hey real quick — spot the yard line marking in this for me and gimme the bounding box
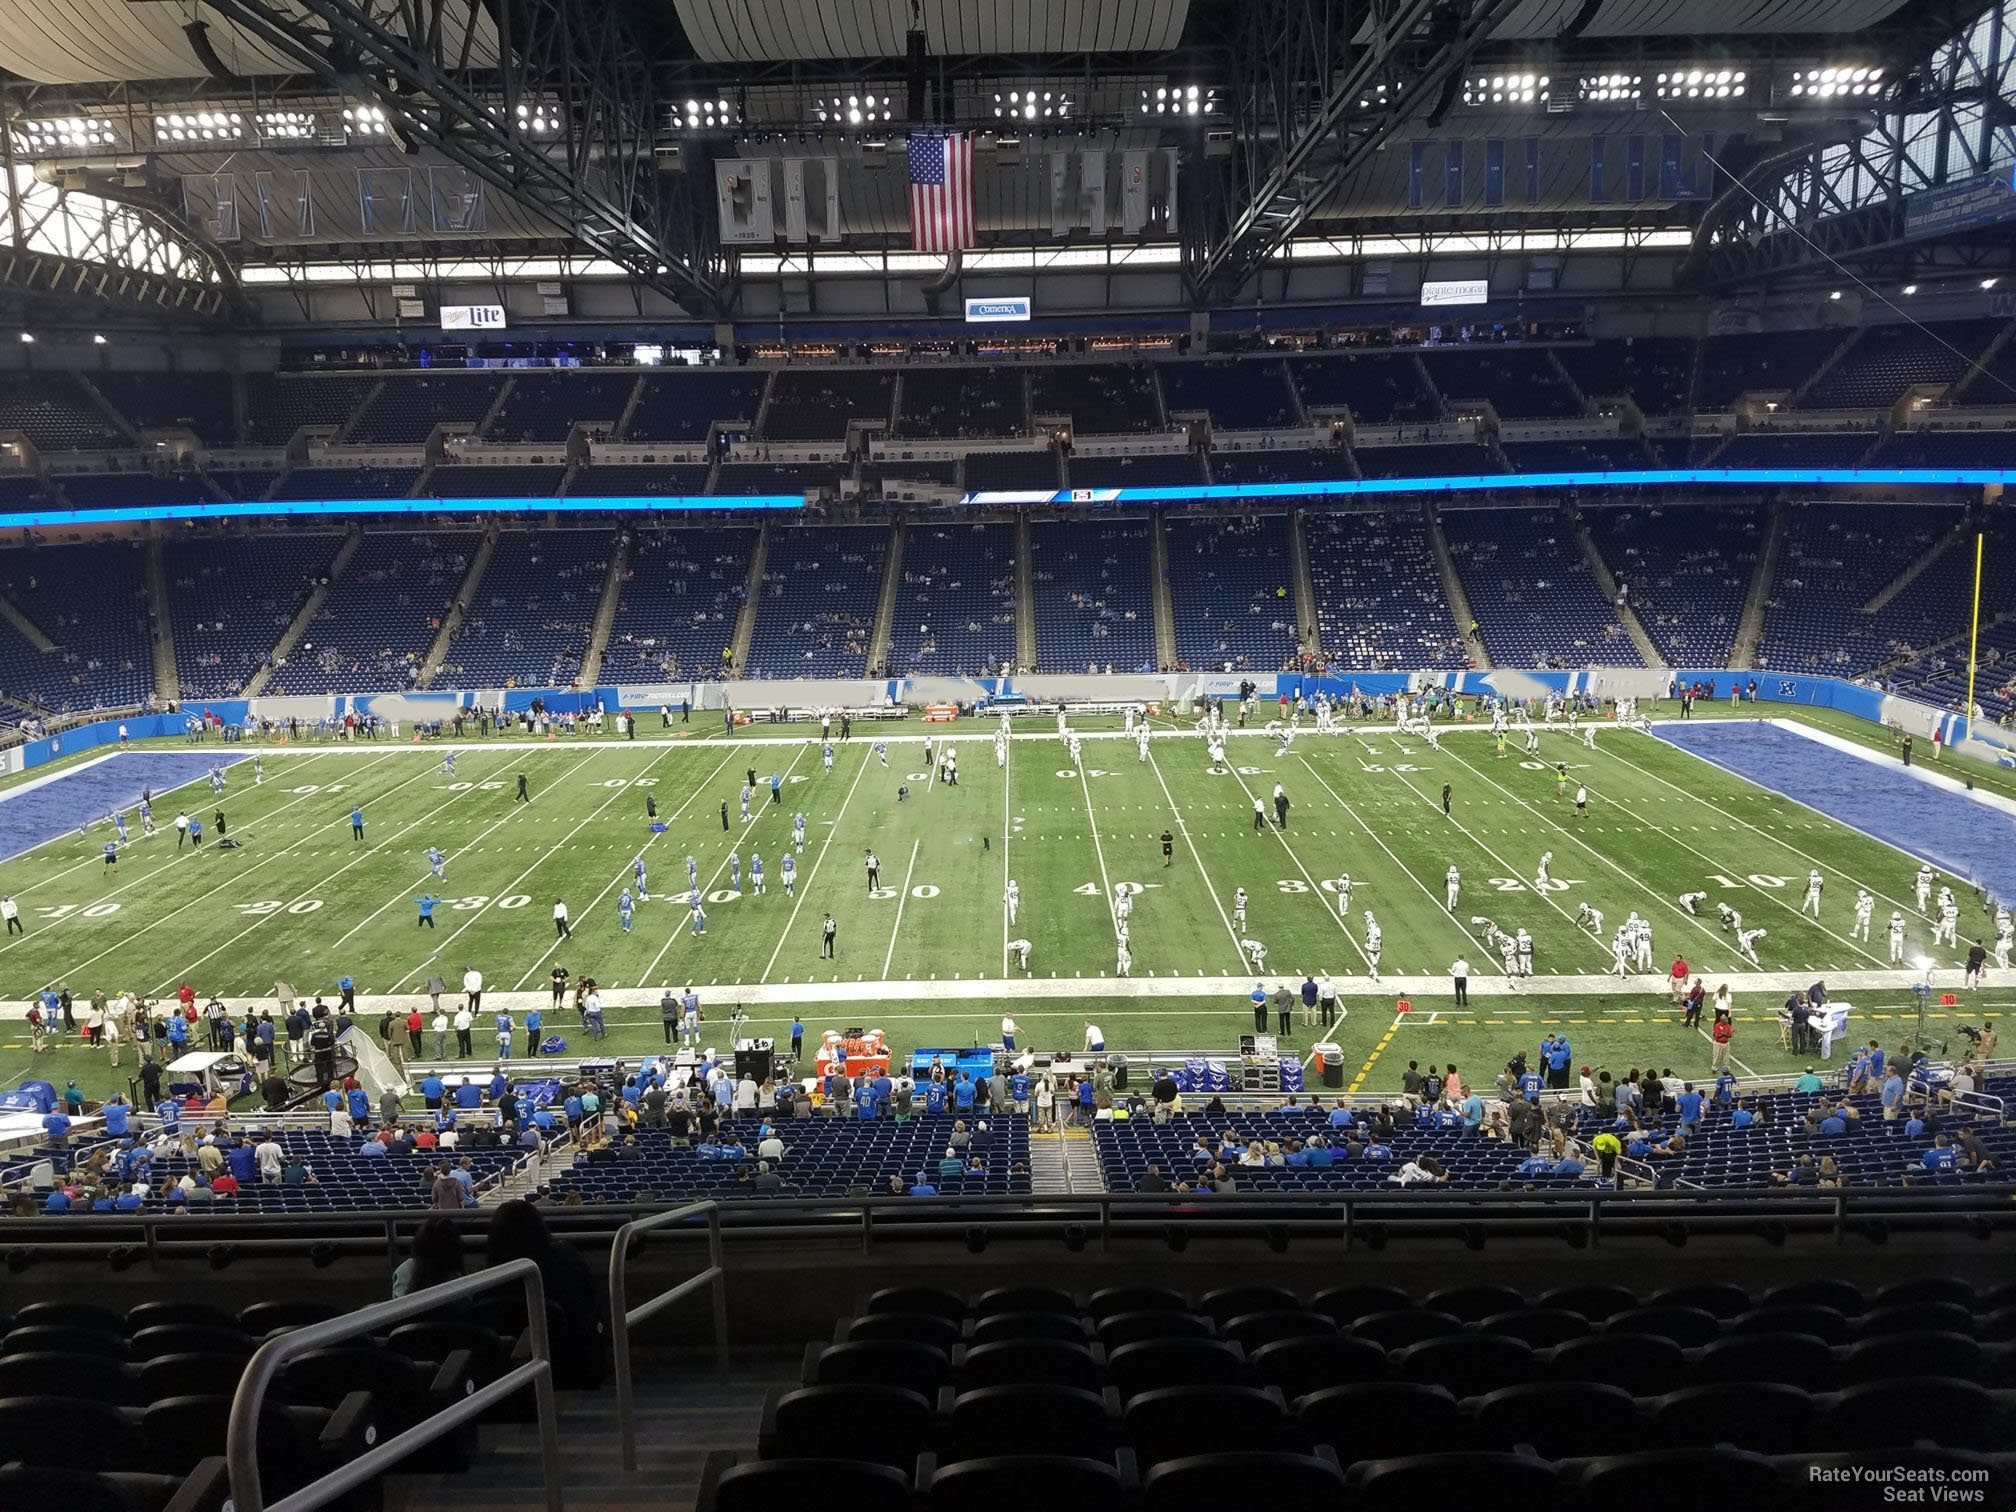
[1293,752,1511,978]
[1598,733,1930,969]
[0,751,363,961]
[584,745,807,990]
[1141,748,1245,970]
[1434,736,1803,985]
[327,748,610,956]
[0,750,340,902]
[1216,756,1372,975]
[759,746,873,982]
[1340,737,1617,977]
[395,745,729,993]
[1349,1010,1407,1093]
[1074,760,1119,945]
[1001,733,1012,975]
[142,755,522,996]
[880,838,921,980]
[20,751,419,989]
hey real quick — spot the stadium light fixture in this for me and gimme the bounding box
[13,116,122,155]
[92,333,107,345]
[1139,85,1218,117]
[154,110,246,145]
[1461,74,1550,106]
[1578,74,1643,103]
[343,103,391,139]
[1829,289,1843,299]
[1902,283,1918,294]
[255,109,317,141]
[1787,66,1883,98]
[993,90,1070,121]
[1354,81,1399,109]
[815,95,893,126]
[1983,277,2000,289]
[679,98,738,130]
[513,102,564,135]
[1654,69,1746,100]
[16,333,31,344]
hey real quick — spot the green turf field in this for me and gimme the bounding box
[3,704,2009,1102]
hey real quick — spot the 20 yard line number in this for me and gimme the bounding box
[233,894,531,916]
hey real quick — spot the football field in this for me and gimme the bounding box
[2,708,2010,1102]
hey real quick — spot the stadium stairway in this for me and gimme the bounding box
[240,526,364,697]
[0,580,57,653]
[1573,514,1659,667]
[1547,350,1592,415]
[1862,514,1970,613]
[1027,1131,1073,1195]
[576,533,632,687]
[866,522,905,678]
[1785,328,1862,408]
[1288,512,1320,660]
[1014,517,1036,671]
[420,523,499,686]
[728,526,769,677]
[1729,503,1785,671]
[1424,505,1491,670]
[1149,516,1178,673]
[144,536,179,702]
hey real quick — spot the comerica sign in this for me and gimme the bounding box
[964,296,1033,321]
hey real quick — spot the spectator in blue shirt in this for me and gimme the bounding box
[1921,1136,1958,1172]
[1516,1154,1553,1177]
[952,1075,977,1112]
[455,1081,482,1110]
[1328,1102,1354,1129]
[102,1098,130,1137]
[1881,1071,1906,1120]
[419,1074,444,1108]
[346,1085,370,1122]
[1307,1143,1336,1168]
[357,1137,388,1157]
[908,1175,939,1197]
[226,1139,259,1184]
[42,1110,72,1145]
[1731,1101,1755,1129]
[1903,1112,1927,1137]
[1675,1084,1705,1131]
[1460,1091,1484,1130]
[1552,1154,1586,1177]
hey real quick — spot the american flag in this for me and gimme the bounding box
[907,132,975,252]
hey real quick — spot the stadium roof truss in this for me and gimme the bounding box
[0,155,242,322]
[1686,0,2016,287]
[181,0,733,316]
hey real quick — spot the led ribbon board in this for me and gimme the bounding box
[960,468,2016,505]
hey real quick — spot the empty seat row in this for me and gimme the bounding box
[704,1431,2011,1512]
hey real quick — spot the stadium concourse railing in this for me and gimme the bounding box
[608,1199,728,1470]
[225,1255,564,1512]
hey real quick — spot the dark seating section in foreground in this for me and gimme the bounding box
[0,1294,527,1512]
[701,1277,2016,1512]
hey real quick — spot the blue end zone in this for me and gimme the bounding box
[1653,722,2016,905]
[0,753,248,862]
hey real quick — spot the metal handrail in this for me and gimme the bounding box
[608,1199,727,1472]
[225,1256,564,1512]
